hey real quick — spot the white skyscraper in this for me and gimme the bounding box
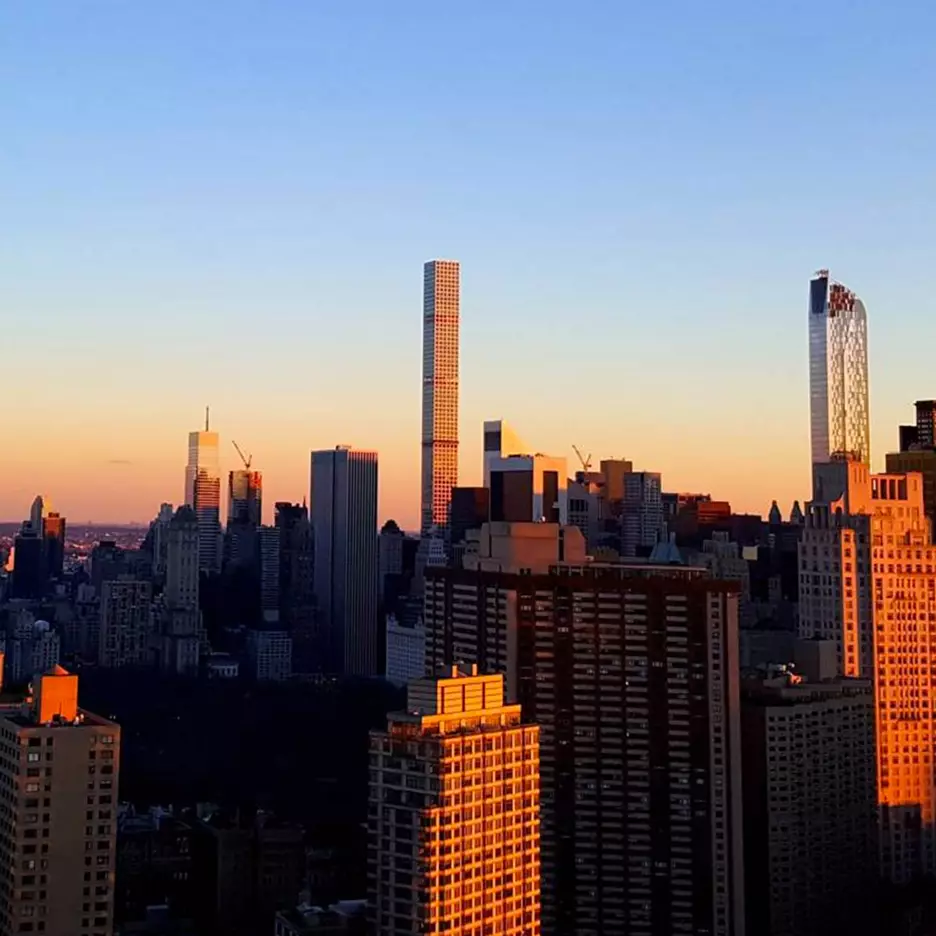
[808,270,870,466]
[421,259,460,536]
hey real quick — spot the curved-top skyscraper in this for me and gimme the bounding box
[808,269,870,466]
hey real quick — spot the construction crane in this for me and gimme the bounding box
[232,440,253,471]
[572,445,592,474]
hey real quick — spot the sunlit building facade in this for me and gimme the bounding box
[184,419,221,573]
[800,458,936,882]
[227,469,262,528]
[368,667,540,935]
[421,259,460,535]
[808,270,870,466]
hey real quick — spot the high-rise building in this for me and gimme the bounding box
[160,506,201,675]
[367,667,540,936]
[621,470,664,557]
[420,259,460,536]
[275,503,315,672]
[800,458,936,883]
[808,270,870,466]
[384,615,425,687]
[99,579,153,668]
[258,525,281,623]
[228,469,262,528]
[11,526,44,599]
[449,486,490,561]
[741,652,877,936]
[0,666,120,936]
[184,413,221,573]
[488,454,568,524]
[310,447,379,675]
[425,524,745,936]
[246,629,292,681]
[482,419,527,487]
[41,512,66,580]
[888,400,936,536]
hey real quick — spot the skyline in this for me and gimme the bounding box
[5,2,936,526]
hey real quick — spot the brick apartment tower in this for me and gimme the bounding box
[0,666,120,936]
[368,667,540,935]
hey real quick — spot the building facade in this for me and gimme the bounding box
[0,667,120,936]
[425,525,745,936]
[421,259,460,536]
[488,454,568,525]
[808,270,870,466]
[310,447,379,676]
[184,420,221,573]
[368,667,540,935]
[621,470,665,557]
[228,469,263,528]
[482,420,527,487]
[99,579,153,668]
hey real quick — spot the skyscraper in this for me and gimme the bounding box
[99,579,153,668]
[483,419,526,486]
[425,523,746,936]
[421,259,460,535]
[808,270,870,466]
[621,470,665,557]
[368,667,541,935]
[0,666,120,936]
[42,512,66,580]
[310,447,379,675]
[184,411,221,573]
[160,506,201,675]
[227,469,262,528]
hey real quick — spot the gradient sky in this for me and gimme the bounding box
[4,2,936,529]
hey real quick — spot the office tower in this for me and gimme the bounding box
[310,447,379,675]
[41,512,66,579]
[258,525,281,623]
[741,651,877,936]
[274,503,315,672]
[367,667,540,936]
[11,526,44,599]
[448,486,490,556]
[915,399,936,447]
[0,667,120,936]
[482,419,527,486]
[160,506,201,675]
[99,579,153,668]
[425,524,745,936]
[808,270,870,466]
[3,615,62,685]
[378,520,405,602]
[621,470,664,557]
[598,458,633,511]
[148,503,175,579]
[488,454,568,524]
[420,259,460,536]
[228,469,262,528]
[246,629,292,681]
[384,615,426,686]
[184,413,221,573]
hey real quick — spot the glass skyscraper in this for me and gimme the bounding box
[184,418,221,573]
[808,269,870,466]
[421,259,460,536]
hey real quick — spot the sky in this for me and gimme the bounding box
[3,1,936,529]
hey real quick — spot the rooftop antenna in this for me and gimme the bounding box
[205,406,210,432]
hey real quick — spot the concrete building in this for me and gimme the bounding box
[808,270,870,466]
[258,525,281,624]
[0,667,120,936]
[41,512,66,580]
[741,650,876,936]
[184,413,221,573]
[449,486,489,557]
[800,457,936,882]
[227,469,262,528]
[99,579,153,668]
[2,614,62,685]
[246,629,292,682]
[368,668,540,936]
[488,453,568,524]
[887,399,936,535]
[621,470,664,557]
[310,447,379,676]
[425,524,745,936]
[421,259,460,536]
[482,419,527,487]
[384,615,425,687]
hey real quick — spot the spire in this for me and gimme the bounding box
[205,406,210,432]
[768,500,782,525]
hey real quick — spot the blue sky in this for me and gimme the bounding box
[3,1,935,524]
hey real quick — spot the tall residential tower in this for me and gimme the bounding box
[808,270,870,466]
[421,260,460,535]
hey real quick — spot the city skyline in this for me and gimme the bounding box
[6,3,936,527]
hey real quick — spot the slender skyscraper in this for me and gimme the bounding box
[421,259,460,535]
[227,469,262,528]
[184,409,221,572]
[808,270,870,466]
[310,447,379,676]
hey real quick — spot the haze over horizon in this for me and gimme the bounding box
[5,1,936,527]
